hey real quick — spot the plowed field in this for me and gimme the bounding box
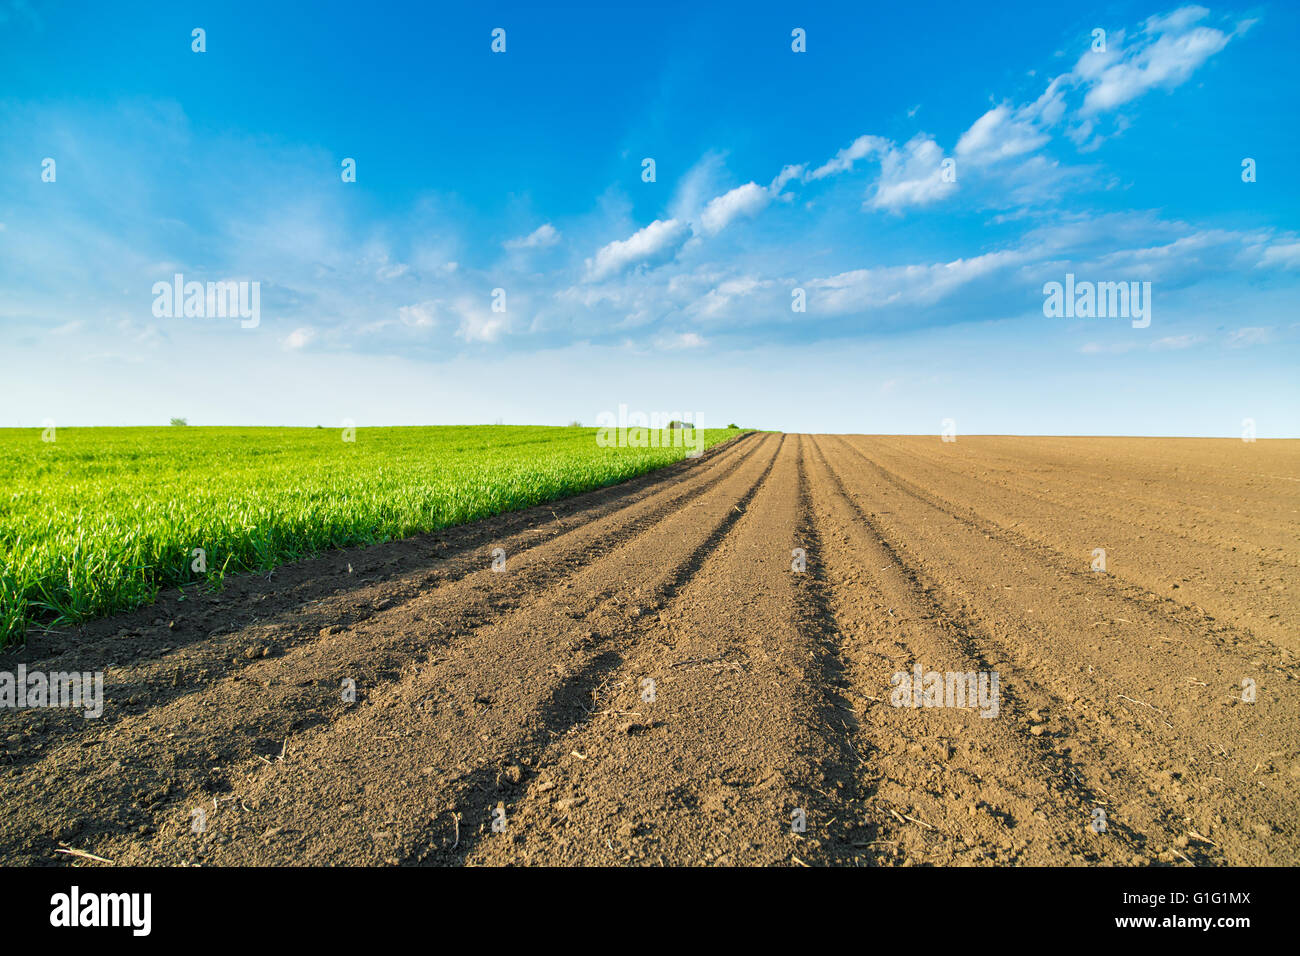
[3,434,1297,866]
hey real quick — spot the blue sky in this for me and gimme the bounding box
[1,0,1297,434]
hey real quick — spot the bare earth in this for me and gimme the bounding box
[2,434,1297,866]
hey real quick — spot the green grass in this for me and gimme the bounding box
[0,424,745,647]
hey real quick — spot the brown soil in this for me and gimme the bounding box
[2,433,1297,866]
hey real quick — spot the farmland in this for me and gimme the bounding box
[0,425,741,646]
[0,433,1296,866]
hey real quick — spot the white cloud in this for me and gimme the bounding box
[669,152,729,223]
[585,218,690,281]
[769,164,805,195]
[1085,228,1260,280]
[809,135,889,180]
[397,302,437,328]
[1076,6,1235,117]
[868,135,954,212]
[1258,241,1300,270]
[452,297,509,344]
[2,13,1278,378]
[283,327,315,350]
[956,80,1066,166]
[504,223,560,251]
[838,7,1246,201]
[958,106,1037,162]
[812,77,1070,214]
[809,250,1024,314]
[1147,5,1213,34]
[689,275,773,319]
[699,183,770,235]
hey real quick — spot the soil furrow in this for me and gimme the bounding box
[3,432,1296,867]
[465,434,852,865]
[0,434,766,864]
[830,435,1299,864]
[61,434,783,865]
[807,435,1169,864]
[853,437,1298,646]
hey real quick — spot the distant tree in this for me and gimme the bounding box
[170,417,188,426]
[568,420,582,427]
[727,423,739,429]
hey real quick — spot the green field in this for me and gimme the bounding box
[0,424,744,647]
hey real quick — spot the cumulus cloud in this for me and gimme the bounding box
[9,5,1274,375]
[585,218,690,281]
[610,8,1240,235]
[1076,6,1236,117]
[868,136,954,212]
[669,152,729,223]
[956,80,1066,166]
[698,182,770,235]
[689,275,773,319]
[504,223,560,251]
[802,7,1244,210]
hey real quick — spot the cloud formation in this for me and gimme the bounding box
[504,223,560,251]
[584,218,691,281]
